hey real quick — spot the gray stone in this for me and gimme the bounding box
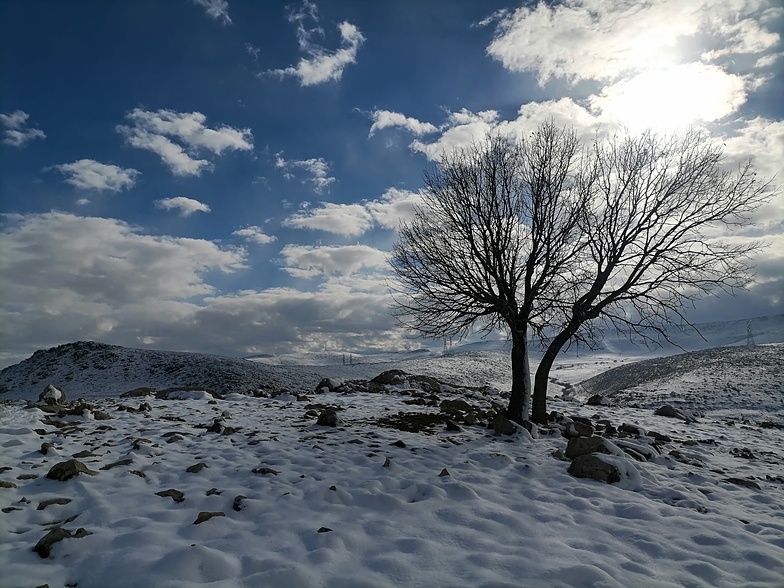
[186,462,208,474]
[586,394,606,406]
[565,436,613,460]
[493,414,518,436]
[193,511,225,524]
[38,384,66,405]
[564,420,594,438]
[655,405,697,423]
[45,459,98,481]
[155,489,185,503]
[568,454,621,484]
[33,527,72,558]
[316,408,340,427]
[233,495,247,512]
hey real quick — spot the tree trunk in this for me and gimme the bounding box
[531,328,574,424]
[505,327,531,424]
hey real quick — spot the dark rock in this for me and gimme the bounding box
[564,420,594,438]
[186,462,208,474]
[206,488,222,496]
[37,498,72,510]
[724,477,761,490]
[565,436,614,460]
[493,414,518,436]
[0,480,18,489]
[40,442,56,455]
[438,468,450,477]
[370,370,408,385]
[232,495,247,512]
[315,378,343,393]
[72,450,96,458]
[129,470,146,478]
[155,489,185,503]
[383,457,391,468]
[618,423,646,436]
[317,527,332,533]
[440,399,473,414]
[586,394,606,406]
[568,454,621,484]
[252,467,278,475]
[45,459,98,481]
[100,458,133,471]
[391,440,406,448]
[654,405,697,423]
[193,511,225,524]
[33,527,72,558]
[92,410,112,420]
[730,447,756,459]
[645,430,672,443]
[38,384,66,405]
[445,419,462,432]
[316,408,340,427]
[17,473,38,480]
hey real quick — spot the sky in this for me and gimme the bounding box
[1,0,783,368]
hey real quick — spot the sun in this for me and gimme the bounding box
[590,63,747,133]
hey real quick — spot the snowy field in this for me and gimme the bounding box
[1,342,783,587]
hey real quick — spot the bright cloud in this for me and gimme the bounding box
[281,244,387,277]
[232,225,277,245]
[368,110,439,137]
[154,197,211,217]
[0,110,46,147]
[275,155,336,193]
[51,159,140,192]
[365,188,423,229]
[192,0,231,25]
[283,202,373,236]
[117,108,253,176]
[268,1,365,86]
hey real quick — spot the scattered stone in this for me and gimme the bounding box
[40,442,56,455]
[645,430,671,443]
[156,489,185,502]
[552,449,567,461]
[568,454,622,484]
[383,457,391,468]
[129,470,146,478]
[493,414,518,436]
[564,420,594,438]
[206,488,222,496]
[166,435,185,444]
[347,439,364,445]
[233,495,247,512]
[0,480,18,489]
[252,467,278,475]
[186,462,208,474]
[730,447,756,460]
[2,507,22,513]
[17,473,38,480]
[37,498,72,511]
[317,527,332,533]
[33,527,72,558]
[565,436,615,460]
[724,477,761,490]
[586,394,607,406]
[391,440,406,448]
[45,460,98,481]
[100,458,133,471]
[315,378,343,393]
[193,511,225,524]
[438,468,450,477]
[440,399,474,414]
[654,405,697,423]
[38,384,66,405]
[72,450,96,458]
[316,408,340,427]
[445,419,462,432]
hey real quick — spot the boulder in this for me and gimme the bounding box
[654,405,698,423]
[564,420,594,438]
[565,436,614,460]
[38,385,65,405]
[193,511,225,525]
[45,459,98,481]
[568,454,621,484]
[316,408,341,427]
[370,370,408,385]
[315,378,344,393]
[492,414,518,436]
[586,394,607,406]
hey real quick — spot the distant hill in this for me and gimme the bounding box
[0,341,321,400]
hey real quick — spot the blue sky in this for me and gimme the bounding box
[1,0,782,367]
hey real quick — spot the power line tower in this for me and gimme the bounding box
[747,321,755,346]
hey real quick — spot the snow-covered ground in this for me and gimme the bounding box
[1,341,783,587]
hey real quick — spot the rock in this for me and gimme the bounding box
[645,430,672,443]
[0,480,18,489]
[186,462,208,474]
[33,527,72,558]
[193,511,225,525]
[383,457,391,468]
[40,442,56,455]
[618,423,646,436]
[38,384,66,405]
[233,495,247,512]
[391,440,406,448]
[565,436,614,460]
[438,468,450,477]
[317,527,332,533]
[445,419,462,432]
[370,370,408,385]
[252,467,278,475]
[730,447,756,460]
[724,477,761,490]
[440,399,474,414]
[568,454,621,484]
[552,449,567,461]
[45,459,98,481]
[564,420,594,438]
[654,405,697,423]
[37,498,72,510]
[316,408,340,427]
[586,394,606,406]
[155,489,185,503]
[100,458,133,471]
[493,414,518,436]
[314,378,343,393]
[72,450,96,458]
[206,488,222,496]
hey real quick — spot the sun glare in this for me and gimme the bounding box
[591,63,747,133]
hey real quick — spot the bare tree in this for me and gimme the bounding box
[530,129,773,423]
[389,124,584,422]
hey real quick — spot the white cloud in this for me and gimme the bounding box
[365,188,423,229]
[275,155,336,193]
[410,109,501,160]
[368,110,439,137]
[485,0,779,85]
[268,1,364,86]
[51,159,140,192]
[155,197,211,217]
[117,108,253,176]
[283,202,373,236]
[232,226,277,245]
[193,0,232,25]
[281,244,386,277]
[0,110,46,147]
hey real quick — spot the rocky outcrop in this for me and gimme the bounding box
[568,454,622,484]
[45,459,98,481]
